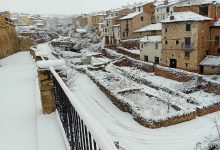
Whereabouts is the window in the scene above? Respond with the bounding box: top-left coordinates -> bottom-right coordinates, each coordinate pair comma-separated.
185,37 -> 191,45
165,40 -> 168,45
141,44 -> 144,48
215,36 -> 219,45
206,51 -> 209,55
155,43 -> 158,49
176,40 -> 179,45
166,7 -> 170,13
144,56 -> 148,62
185,52 -> 190,58
185,63 -> 188,67
123,32 -> 125,37
141,16 -> 144,21
155,57 -> 159,64
140,32 -> 142,36
218,48 -> 220,53
186,24 -> 191,31
165,28 -> 167,32
212,66 -> 215,69
199,6 -> 208,16
126,32 -> 128,37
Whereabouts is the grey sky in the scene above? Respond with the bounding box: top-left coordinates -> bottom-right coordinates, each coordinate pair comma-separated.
0,0 -> 146,15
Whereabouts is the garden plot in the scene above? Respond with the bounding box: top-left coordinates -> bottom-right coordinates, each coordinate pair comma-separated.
107,64 -> 184,90
84,68 -> 197,128
189,90 -> 220,108
118,90 -> 178,121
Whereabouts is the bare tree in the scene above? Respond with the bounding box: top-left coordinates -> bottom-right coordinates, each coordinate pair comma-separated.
158,89 -> 173,113
210,113 -> 220,140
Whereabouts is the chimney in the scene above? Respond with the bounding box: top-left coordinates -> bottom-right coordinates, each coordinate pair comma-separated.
164,0 -> 168,5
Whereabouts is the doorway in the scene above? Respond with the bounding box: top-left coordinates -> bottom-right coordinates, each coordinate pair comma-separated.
170,59 -> 177,68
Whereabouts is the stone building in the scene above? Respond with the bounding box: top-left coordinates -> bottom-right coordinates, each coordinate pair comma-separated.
133,22 -> 162,38
174,0 -> 220,19
140,35 -> 162,64
120,2 -> 155,40
0,14 -> 19,58
155,0 -> 180,22
199,55 -> 220,74
72,15 -> 88,27
87,13 -> 106,27
103,8 -> 133,45
161,11 -> 212,72
210,20 -> 220,56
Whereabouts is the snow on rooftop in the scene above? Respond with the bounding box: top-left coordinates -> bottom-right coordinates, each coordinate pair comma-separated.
156,1 -> 180,8
200,55 -> 220,67
135,0 -> 154,7
76,29 -> 87,33
176,0 -> 219,7
140,35 -> 162,43
160,11 -> 213,23
134,23 -> 162,33
213,19 -> 220,26
37,60 -> 66,70
120,11 -> 142,20
113,24 -> 120,27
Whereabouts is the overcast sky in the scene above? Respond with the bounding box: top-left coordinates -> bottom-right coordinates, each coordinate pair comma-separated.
0,0 -> 147,15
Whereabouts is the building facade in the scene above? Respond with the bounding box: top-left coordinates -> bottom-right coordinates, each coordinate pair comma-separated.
140,35 -> 162,64
161,11 -> 212,72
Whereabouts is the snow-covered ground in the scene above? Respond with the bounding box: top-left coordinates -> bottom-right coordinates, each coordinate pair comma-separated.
0,52 -> 66,150
71,72 -> 220,150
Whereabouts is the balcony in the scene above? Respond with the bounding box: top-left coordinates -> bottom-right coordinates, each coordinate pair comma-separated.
182,44 -> 193,52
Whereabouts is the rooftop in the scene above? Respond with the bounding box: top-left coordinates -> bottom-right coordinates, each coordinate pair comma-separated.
156,1 -> 180,8
175,0 -> 220,7
160,11 -> 212,23
200,55 -> 220,67
120,11 -> 142,20
140,35 -> 162,43
134,23 -> 162,32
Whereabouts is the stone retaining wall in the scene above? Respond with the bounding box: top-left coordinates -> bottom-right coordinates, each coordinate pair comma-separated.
38,70 -> 56,114
197,103 -> 220,117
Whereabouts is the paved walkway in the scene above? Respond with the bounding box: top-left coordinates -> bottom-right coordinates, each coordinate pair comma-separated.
0,52 -> 66,150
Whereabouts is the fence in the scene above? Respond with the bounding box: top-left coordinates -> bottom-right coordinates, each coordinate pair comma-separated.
50,68 -> 118,150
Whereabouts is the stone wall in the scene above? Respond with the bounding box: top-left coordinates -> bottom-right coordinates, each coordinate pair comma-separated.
117,47 -> 140,60
38,70 -> 56,114
197,103 -> 220,117
18,37 -> 34,51
0,16 -> 19,58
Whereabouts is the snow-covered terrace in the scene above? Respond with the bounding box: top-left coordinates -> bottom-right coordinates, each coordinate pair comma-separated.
0,52 -> 66,150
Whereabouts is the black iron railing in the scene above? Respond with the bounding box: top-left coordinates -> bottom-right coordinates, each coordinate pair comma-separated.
51,68 -> 117,150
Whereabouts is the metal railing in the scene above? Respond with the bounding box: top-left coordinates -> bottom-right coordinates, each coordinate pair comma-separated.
181,43 -> 194,52
50,68 -> 118,150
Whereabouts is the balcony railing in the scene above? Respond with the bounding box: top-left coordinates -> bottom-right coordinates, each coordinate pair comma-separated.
50,68 -> 118,150
182,44 -> 193,51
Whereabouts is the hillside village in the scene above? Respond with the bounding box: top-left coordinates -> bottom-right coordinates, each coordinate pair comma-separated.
69,0 -> 220,75
2,0 -> 220,150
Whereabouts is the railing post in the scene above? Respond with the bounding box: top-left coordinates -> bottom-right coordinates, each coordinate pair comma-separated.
38,70 -> 56,114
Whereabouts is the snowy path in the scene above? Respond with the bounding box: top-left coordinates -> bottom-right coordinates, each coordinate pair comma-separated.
0,52 -> 66,150
72,72 -> 218,150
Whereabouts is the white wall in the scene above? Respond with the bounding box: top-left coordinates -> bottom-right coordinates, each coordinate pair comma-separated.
140,42 -> 162,63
